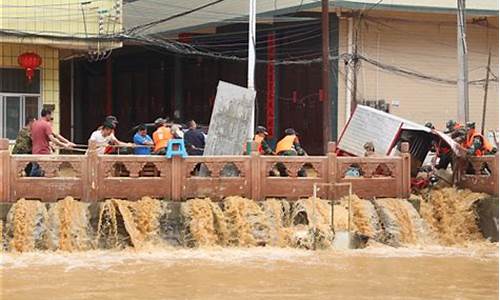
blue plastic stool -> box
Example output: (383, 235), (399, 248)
(166, 139), (188, 158)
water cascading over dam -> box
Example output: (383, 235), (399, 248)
(0, 188), (491, 252)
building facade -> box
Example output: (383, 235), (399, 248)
(60, 0), (499, 154)
(0, 0), (122, 140)
(336, 7), (499, 134)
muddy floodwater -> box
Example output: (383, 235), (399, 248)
(1, 188), (498, 299)
(1, 246), (498, 300)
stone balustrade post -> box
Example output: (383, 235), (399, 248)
(399, 142), (411, 198)
(85, 140), (99, 202)
(0, 139), (10, 202)
(171, 155), (183, 201)
(250, 141), (261, 201)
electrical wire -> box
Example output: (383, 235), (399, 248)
(355, 53), (498, 86)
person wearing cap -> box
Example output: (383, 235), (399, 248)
(152, 117), (172, 155)
(363, 142), (377, 157)
(444, 119), (463, 133)
(133, 124), (154, 155)
(275, 128), (305, 156)
(444, 119), (466, 144)
(89, 121), (131, 155)
(424, 122), (435, 130)
(184, 120), (205, 155)
(170, 124), (184, 139)
(463, 122), (495, 156)
(254, 126), (274, 155)
(93, 115), (128, 154)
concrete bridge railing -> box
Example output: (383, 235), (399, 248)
(457, 154), (499, 196)
(0, 139), (414, 202)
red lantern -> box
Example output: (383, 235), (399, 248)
(18, 52), (42, 82)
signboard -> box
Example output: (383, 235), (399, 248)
(204, 81), (256, 156)
(338, 105), (402, 156)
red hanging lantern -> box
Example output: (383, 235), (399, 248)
(18, 52), (42, 82)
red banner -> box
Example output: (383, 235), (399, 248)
(266, 33), (276, 137)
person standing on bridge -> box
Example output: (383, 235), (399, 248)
(184, 120), (205, 155)
(30, 108), (75, 176)
(12, 118), (36, 155)
(152, 118), (172, 155)
(133, 124), (154, 155)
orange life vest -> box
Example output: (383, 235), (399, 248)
(153, 126), (172, 152)
(464, 129), (493, 156)
(276, 135), (296, 154)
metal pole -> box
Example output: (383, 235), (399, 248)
(481, 51), (491, 135)
(457, 0), (469, 123)
(247, 0), (256, 142)
(322, 0), (331, 153)
(345, 17), (353, 124)
(70, 59), (75, 141)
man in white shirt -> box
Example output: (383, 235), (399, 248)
(89, 121), (130, 154)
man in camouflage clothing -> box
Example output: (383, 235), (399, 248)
(12, 118), (35, 176)
(12, 118), (35, 154)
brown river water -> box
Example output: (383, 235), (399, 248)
(0, 188), (498, 299)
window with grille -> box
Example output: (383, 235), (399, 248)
(0, 68), (41, 140)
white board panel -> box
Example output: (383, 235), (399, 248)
(338, 105), (402, 156)
(204, 81), (256, 156)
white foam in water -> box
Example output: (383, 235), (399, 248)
(343, 244), (499, 259)
(0, 247), (317, 271)
(332, 231), (351, 250)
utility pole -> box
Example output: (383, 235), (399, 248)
(247, 0), (256, 144)
(457, 0), (469, 123)
(481, 51), (491, 135)
(322, 0), (331, 152)
(345, 17), (354, 123)
(352, 15), (360, 114)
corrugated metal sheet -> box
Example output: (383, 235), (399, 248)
(338, 105), (464, 157)
(334, 0), (498, 15)
(124, 0), (498, 36)
(124, 0), (318, 35)
(338, 105), (402, 156)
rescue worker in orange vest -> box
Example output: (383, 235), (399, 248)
(463, 122), (496, 156)
(275, 128), (305, 156)
(152, 117), (172, 155)
(253, 126), (274, 155)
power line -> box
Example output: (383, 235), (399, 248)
(355, 53), (498, 86)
